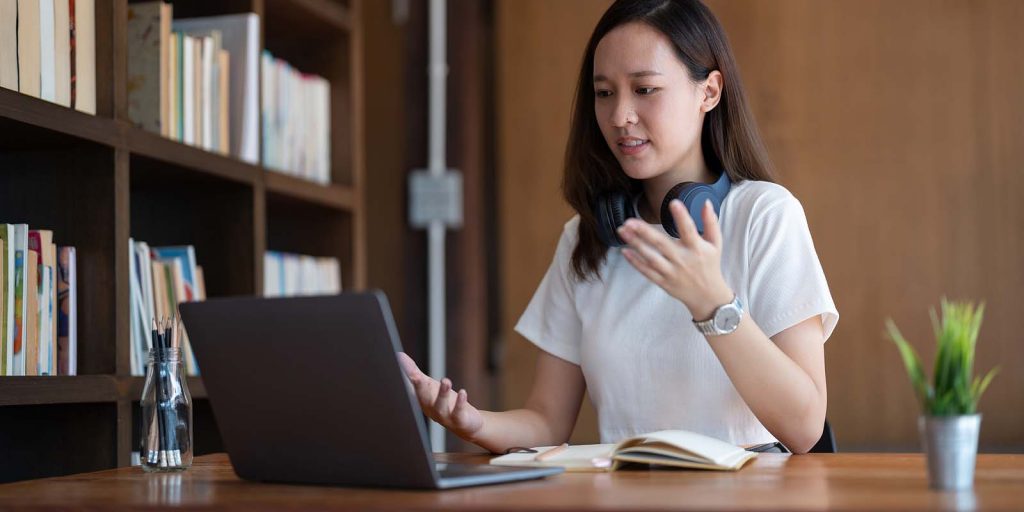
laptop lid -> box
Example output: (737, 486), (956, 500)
(179, 291), (440, 488)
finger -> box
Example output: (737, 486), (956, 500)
(451, 389), (473, 424)
(701, 199), (723, 248)
(397, 352), (425, 380)
(669, 200), (701, 247)
(410, 373), (440, 410)
(433, 378), (453, 421)
(622, 219), (682, 265)
(618, 223), (674, 275)
(622, 247), (665, 284)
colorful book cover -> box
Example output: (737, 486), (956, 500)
(11, 224), (29, 376)
(0, 225), (12, 376)
(37, 265), (52, 375)
(152, 246), (197, 302)
(0, 238), (4, 375)
(57, 246), (76, 375)
(25, 250), (38, 376)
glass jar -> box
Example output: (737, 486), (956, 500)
(140, 347), (193, 472)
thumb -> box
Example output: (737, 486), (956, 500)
(701, 199), (722, 248)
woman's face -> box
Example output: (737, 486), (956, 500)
(593, 21), (709, 181)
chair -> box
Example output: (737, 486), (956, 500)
(808, 419), (837, 453)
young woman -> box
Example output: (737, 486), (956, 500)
(399, 0), (838, 454)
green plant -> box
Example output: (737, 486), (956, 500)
(886, 299), (999, 416)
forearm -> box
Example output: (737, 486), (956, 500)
(465, 408), (563, 454)
(702, 316), (826, 453)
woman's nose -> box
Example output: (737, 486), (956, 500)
(611, 102), (636, 127)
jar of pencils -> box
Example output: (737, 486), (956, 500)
(140, 318), (193, 472)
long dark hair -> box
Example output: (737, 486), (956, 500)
(563, 0), (776, 281)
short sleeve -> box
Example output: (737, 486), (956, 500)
(513, 218), (583, 365)
(747, 195), (839, 342)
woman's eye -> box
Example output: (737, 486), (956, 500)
(636, 87), (658, 95)
(595, 90), (612, 98)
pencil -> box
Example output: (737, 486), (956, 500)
(534, 443), (569, 462)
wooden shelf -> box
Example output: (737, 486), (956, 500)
(0, 88), (121, 149)
(265, 0), (351, 39)
(126, 127), (260, 186)
(0, 0), (365, 483)
(0, 376), (120, 406)
(264, 171), (356, 211)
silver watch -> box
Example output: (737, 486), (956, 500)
(693, 295), (744, 336)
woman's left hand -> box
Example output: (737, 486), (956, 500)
(617, 199), (735, 321)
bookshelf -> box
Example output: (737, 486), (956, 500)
(0, 0), (365, 483)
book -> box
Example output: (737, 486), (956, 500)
(17, 0), (41, 98)
(73, 0), (95, 113)
(39, 0), (55, 102)
(53, 0), (70, 106)
(0, 226), (11, 375)
(173, 13), (259, 164)
(24, 249), (38, 375)
(0, 0), (18, 90)
(11, 224), (29, 375)
(57, 246), (76, 375)
(0, 239), (3, 375)
(127, 1), (172, 134)
(36, 264), (52, 375)
(490, 430), (758, 473)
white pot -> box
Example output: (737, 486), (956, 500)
(918, 414), (981, 490)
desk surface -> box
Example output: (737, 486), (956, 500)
(0, 452), (1022, 510)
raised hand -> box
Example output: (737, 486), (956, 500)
(616, 198), (735, 321)
(397, 352), (484, 440)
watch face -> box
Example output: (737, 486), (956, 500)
(714, 305), (742, 332)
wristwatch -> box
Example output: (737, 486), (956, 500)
(693, 295), (744, 336)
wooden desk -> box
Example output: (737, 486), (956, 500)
(0, 453), (1021, 510)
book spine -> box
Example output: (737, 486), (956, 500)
(0, 0), (18, 91)
(0, 226), (12, 376)
(11, 225), (29, 376)
(72, 0), (94, 113)
(57, 246), (75, 375)
(52, 0), (69, 106)
(17, 0), (41, 98)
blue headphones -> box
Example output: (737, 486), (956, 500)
(594, 171), (732, 247)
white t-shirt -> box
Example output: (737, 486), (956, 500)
(514, 180), (839, 445)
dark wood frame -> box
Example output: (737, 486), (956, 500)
(0, 0), (365, 483)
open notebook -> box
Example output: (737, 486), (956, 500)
(490, 430), (758, 472)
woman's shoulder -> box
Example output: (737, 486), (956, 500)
(726, 179), (802, 219)
(557, 214), (582, 251)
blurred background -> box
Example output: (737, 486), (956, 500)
(363, 0), (1023, 453)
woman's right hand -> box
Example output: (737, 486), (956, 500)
(397, 352), (484, 440)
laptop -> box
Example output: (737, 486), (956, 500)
(178, 291), (563, 489)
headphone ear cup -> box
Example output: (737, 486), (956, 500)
(594, 192), (636, 247)
(660, 183), (692, 238)
(661, 182), (716, 237)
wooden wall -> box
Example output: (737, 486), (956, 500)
(496, 0), (1024, 451)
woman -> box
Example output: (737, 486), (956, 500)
(400, 0), (838, 454)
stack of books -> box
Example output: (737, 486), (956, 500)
(261, 51), (331, 184)
(263, 251), (341, 297)
(129, 241), (206, 377)
(127, 2), (260, 163)
(0, 224), (77, 376)
(0, 0), (96, 114)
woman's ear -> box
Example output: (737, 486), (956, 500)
(700, 70), (724, 112)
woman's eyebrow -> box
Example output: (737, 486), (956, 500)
(593, 70), (663, 82)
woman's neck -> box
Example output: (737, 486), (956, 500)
(638, 156), (717, 224)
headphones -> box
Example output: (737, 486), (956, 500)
(594, 171), (732, 248)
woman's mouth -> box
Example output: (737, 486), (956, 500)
(618, 139), (649, 156)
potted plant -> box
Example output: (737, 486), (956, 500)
(886, 299), (999, 491)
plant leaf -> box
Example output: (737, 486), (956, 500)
(886, 318), (930, 411)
